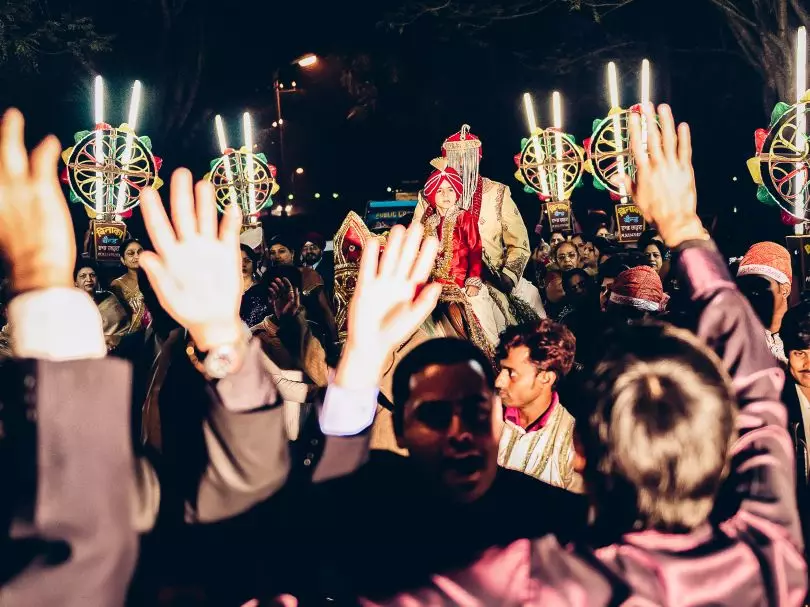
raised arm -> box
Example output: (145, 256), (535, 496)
(0, 108), (138, 605)
(627, 104), (806, 588)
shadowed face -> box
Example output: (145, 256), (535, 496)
(645, 244), (663, 272)
(241, 250), (255, 277)
(495, 345), (554, 411)
(399, 361), (498, 504)
(789, 348), (810, 389)
(269, 244), (294, 267)
(556, 243), (579, 271)
(301, 241), (322, 265)
(550, 233), (566, 248)
(75, 267), (97, 293)
(121, 242), (143, 270)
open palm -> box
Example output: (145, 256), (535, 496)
(348, 223), (441, 356)
(138, 169), (243, 349)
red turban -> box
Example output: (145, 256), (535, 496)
(737, 241), (792, 285)
(442, 125), (483, 160)
(609, 266), (668, 312)
(424, 160), (463, 207)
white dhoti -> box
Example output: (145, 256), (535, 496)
(467, 287), (508, 348)
(513, 277), (547, 319)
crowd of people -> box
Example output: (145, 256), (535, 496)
(0, 101), (807, 606)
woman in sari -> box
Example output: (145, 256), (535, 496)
(110, 237), (151, 333)
(74, 259), (130, 351)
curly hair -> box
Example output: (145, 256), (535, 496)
(496, 319), (576, 380)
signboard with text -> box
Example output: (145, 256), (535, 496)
(92, 221), (127, 263)
(365, 199), (418, 234)
(614, 203), (645, 243)
(546, 202), (572, 233)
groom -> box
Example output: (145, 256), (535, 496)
(413, 125), (546, 320)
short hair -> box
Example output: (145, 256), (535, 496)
(74, 258), (98, 280)
(496, 320), (576, 381)
(598, 255), (634, 282)
(781, 301), (810, 353)
(582, 322), (735, 535)
(391, 338), (494, 436)
(735, 275), (774, 328)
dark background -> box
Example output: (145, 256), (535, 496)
(0, 0), (799, 257)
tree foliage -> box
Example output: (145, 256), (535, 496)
(707, 0), (808, 109)
(0, 0), (111, 72)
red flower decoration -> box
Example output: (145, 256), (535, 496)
(268, 164), (278, 179)
(609, 191), (623, 202)
(754, 128), (768, 154)
(629, 103), (642, 114)
(154, 156), (163, 172)
(513, 152), (521, 167)
(583, 137), (592, 157)
(59, 166), (70, 185)
(120, 209), (133, 219)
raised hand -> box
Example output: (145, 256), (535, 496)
(0, 109), (75, 293)
(138, 169), (243, 351)
(336, 223), (441, 389)
(269, 277), (300, 318)
(624, 103), (706, 248)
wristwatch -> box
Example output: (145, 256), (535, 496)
(186, 323), (252, 380)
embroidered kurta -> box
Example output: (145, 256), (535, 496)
(497, 400), (581, 492)
(421, 206), (483, 289)
(415, 177), (530, 285)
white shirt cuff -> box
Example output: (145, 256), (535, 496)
(9, 288), (106, 361)
(319, 383), (379, 436)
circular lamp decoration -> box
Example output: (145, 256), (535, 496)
(515, 92), (584, 201)
(748, 28), (810, 228)
(205, 113), (279, 224)
(584, 60), (656, 202)
(61, 77), (163, 220)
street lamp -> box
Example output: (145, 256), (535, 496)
(295, 167), (304, 175)
(274, 53), (319, 188)
(295, 54), (318, 68)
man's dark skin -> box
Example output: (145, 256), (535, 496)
(297, 345), (588, 603)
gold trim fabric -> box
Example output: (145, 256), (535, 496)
(497, 402), (583, 493)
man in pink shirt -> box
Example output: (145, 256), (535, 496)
(372, 104), (807, 606)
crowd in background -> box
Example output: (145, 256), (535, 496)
(0, 102), (807, 606)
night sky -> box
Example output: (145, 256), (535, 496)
(1, 0), (794, 255)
